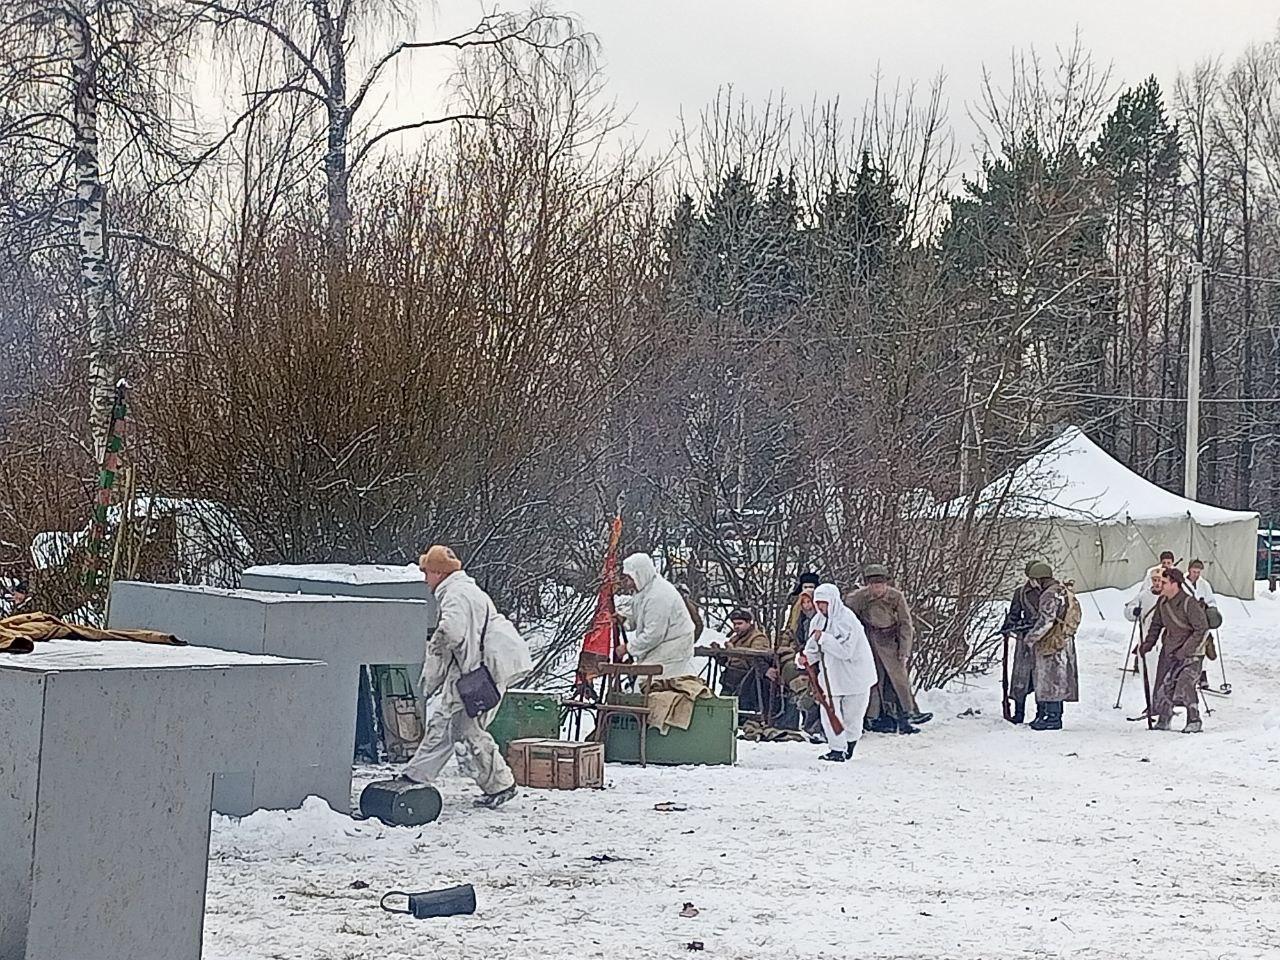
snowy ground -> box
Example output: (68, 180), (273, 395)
(204, 585), (1280, 960)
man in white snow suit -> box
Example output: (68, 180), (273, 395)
(615, 553), (696, 678)
(402, 545), (533, 808)
(799, 583), (877, 762)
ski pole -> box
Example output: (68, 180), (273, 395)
(1114, 619), (1138, 709)
(1215, 630), (1231, 694)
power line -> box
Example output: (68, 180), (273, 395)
(1206, 269), (1280, 287)
(1056, 391), (1280, 405)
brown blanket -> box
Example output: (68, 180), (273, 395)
(0, 611), (184, 654)
(646, 676), (713, 735)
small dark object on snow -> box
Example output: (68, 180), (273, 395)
(679, 903), (699, 918)
(687, 941), (705, 951)
(349, 880), (370, 890)
(586, 854), (624, 864)
(957, 707), (981, 718)
(360, 778), (443, 826)
(380, 884), (476, 919)
(654, 802), (688, 812)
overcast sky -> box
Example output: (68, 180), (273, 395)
(405, 0), (1278, 160)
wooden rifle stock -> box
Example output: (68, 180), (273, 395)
(804, 659), (843, 736)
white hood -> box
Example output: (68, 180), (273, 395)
(618, 553), (694, 678)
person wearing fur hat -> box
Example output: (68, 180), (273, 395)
(401, 545), (533, 809)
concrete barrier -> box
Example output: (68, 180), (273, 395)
(0, 640), (321, 960)
(107, 582), (435, 813)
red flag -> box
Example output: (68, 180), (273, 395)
(581, 515), (622, 657)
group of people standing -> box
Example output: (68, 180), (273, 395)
(1000, 548), (1223, 735)
(396, 542), (1225, 810)
(716, 566), (935, 761)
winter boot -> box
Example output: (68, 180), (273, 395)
(474, 785), (518, 809)
(868, 715), (897, 734)
(1010, 698), (1026, 725)
(1152, 716), (1172, 731)
(845, 740), (858, 760)
(907, 711), (934, 726)
(1182, 719), (1203, 734)
(819, 749), (847, 762)
(1029, 702), (1062, 731)
(896, 717), (921, 735)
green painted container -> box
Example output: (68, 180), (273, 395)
(488, 689), (561, 754)
(604, 694), (738, 766)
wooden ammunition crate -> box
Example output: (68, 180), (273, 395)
(506, 739), (604, 790)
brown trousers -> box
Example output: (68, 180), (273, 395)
(1154, 655), (1204, 723)
(865, 625), (918, 719)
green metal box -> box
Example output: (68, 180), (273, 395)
(604, 694), (738, 766)
(488, 689), (561, 754)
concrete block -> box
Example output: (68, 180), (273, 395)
(107, 583), (435, 813)
(0, 641), (320, 960)
(241, 562), (436, 606)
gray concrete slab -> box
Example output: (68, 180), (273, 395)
(241, 562), (435, 605)
(0, 640), (320, 960)
(107, 582), (435, 813)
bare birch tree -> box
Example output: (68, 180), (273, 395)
(189, 0), (592, 263)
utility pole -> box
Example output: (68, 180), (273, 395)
(1185, 263), (1204, 499)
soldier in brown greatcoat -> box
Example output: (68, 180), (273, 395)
(846, 564), (932, 735)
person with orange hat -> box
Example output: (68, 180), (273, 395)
(401, 545), (532, 809)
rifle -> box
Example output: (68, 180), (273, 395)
(1001, 632), (1012, 721)
(801, 654), (843, 736)
(1139, 648), (1154, 730)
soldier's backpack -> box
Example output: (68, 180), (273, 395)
(1036, 581), (1082, 655)
(1198, 598), (1224, 631)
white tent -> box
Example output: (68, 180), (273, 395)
(963, 427), (1259, 599)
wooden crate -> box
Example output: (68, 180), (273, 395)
(506, 739), (604, 790)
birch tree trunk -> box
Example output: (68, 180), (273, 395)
(68, 0), (119, 462)
(312, 0), (351, 264)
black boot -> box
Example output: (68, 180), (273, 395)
(896, 716), (920, 735)
(1010, 698), (1026, 725)
(845, 740), (857, 760)
(868, 715), (897, 734)
(1029, 701), (1062, 731)
(907, 710), (933, 725)
(819, 749), (847, 762)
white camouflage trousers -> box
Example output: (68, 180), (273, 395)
(820, 689), (871, 753)
(404, 703), (514, 795)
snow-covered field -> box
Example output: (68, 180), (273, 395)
(204, 585), (1280, 960)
